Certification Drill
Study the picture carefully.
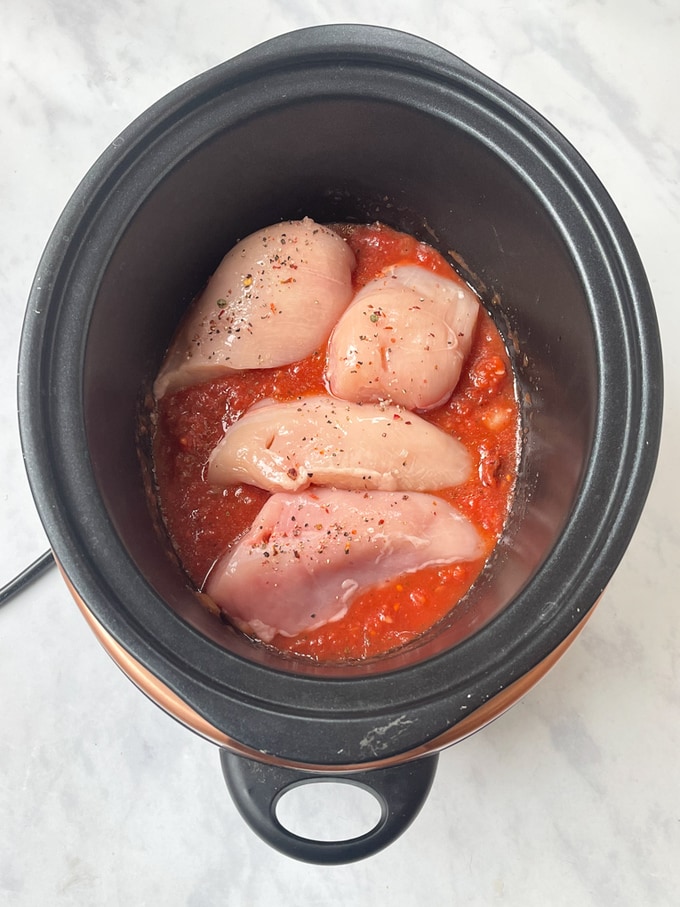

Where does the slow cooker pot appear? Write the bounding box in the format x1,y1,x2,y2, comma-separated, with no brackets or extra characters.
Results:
18,25,662,863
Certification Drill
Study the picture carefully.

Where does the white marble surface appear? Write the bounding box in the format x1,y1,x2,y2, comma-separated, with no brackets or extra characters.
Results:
1,0,678,903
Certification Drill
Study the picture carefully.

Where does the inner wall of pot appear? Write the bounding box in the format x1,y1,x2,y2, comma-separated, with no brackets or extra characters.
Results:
83,97,596,671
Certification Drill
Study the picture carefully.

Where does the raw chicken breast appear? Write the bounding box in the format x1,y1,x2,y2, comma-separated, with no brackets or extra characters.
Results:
154,218,356,398
207,395,471,493
205,488,483,641
326,264,480,411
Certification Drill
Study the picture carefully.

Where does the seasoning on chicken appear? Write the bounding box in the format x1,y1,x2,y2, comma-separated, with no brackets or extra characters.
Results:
206,395,472,493
326,264,479,411
154,218,356,398
204,488,483,642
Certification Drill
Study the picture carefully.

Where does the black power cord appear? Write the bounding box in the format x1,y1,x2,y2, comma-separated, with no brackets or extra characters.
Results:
0,550,55,607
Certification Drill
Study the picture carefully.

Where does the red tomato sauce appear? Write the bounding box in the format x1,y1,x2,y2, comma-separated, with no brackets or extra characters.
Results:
152,223,519,663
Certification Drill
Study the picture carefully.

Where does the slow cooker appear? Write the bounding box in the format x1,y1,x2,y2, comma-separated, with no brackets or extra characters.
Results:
18,25,662,862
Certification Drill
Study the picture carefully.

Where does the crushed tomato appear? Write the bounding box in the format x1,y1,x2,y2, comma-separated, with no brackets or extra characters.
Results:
152,222,519,663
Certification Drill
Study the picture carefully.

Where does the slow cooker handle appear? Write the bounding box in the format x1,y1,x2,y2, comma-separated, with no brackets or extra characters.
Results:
220,750,439,864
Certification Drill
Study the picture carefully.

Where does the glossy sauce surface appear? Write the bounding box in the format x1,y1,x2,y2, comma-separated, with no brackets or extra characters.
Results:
152,223,519,662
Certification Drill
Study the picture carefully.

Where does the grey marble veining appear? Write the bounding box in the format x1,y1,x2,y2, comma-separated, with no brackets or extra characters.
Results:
1,1,677,904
